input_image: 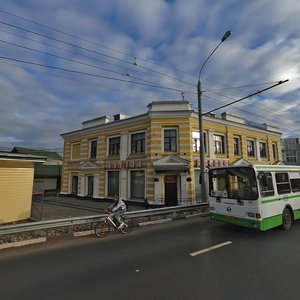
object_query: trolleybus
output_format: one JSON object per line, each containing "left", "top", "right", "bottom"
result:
{"left": 208, "top": 165, "right": 300, "bottom": 231}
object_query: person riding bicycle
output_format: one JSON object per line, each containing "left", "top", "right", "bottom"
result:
{"left": 107, "top": 194, "right": 127, "bottom": 229}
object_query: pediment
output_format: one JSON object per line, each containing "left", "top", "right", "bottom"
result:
{"left": 153, "top": 155, "right": 190, "bottom": 171}
{"left": 233, "top": 158, "right": 252, "bottom": 166}
{"left": 79, "top": 161, "right": 100, "bottom": 170}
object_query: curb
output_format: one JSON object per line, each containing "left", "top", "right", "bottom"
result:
{"left": 0, "top": 237, "right": 46, "bottom": 250}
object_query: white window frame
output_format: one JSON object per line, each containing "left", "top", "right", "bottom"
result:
{"left": 214, "top": 133, "right": 226, "bottom": 155}
{"left": 192, "top": 131, "right": 208, "bottom": 154}
{"left": 259, "top": 141, "right": 268, "bottom": 159}
{"left": 247, "top": 139, "right": 256, "bottom": 158}
{"left": 129, "top": 169, "right": 146, "bottom": 199}
{"left": 89, "top": 139, "right": 98, "bottom": 159}
{"left": 70, "top": 142, "right": 81, "bottom": 161}
{"left": 233, "top": 136, "right": 241, "bottom": 156}
{"left": 163, "top": 128, "right": 179, "bottom": 153}
{"left": 129, "top": 130, "right": 146, "bottom": 155}
{"left": 107, "top": 135, "right": 121, "bottom": 157}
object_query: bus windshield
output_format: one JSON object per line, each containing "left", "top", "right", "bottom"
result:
{"left": 209, "top": 167, "right": 258, "bottom": 200}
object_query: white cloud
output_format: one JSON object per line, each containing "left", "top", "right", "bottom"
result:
{"left": 0, "top": 0, "right": 299, "bottom": 153}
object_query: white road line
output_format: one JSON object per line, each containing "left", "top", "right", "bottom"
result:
{"left": 190, "top": 241, "right": 232, "bottom": 257}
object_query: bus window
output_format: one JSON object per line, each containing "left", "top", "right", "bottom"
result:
{"left": 258, "top": 172, "right": 274, "bottom": 197}
{"left": 289, "top": 172, "right": 300, "bottom": 193}
{"left": 275, "top": 172, "right": 291, "bottom": 194}
{"left": 209, "top": 169, "right": 228, "bottom": 198}
{"left": 209, "top": 167, "right": 258, "bottom": 200}
{"left": 227, "top": 168, "right": 258, "bottom": 200}
{"left": 291, "top": 179, "right": 300, "bottom": 192}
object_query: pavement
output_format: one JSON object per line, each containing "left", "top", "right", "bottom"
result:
{"left": 31, "top": 195, "right": 146, "bottom": 221}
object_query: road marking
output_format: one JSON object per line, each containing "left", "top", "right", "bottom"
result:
{"left": 190, "top": 241, "right": 232, "bottom": 257}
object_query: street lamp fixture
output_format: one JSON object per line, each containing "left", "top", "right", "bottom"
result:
{"left": 197, "top": 30, "right": 231, "bottom": 203}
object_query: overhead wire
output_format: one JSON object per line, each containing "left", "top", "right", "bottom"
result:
{"left": 0, "top": 9, "right": 298, "bottom": 135}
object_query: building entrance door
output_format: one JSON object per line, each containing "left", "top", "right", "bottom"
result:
{"left": 164, "top": 175, "right": 178, "bottom": 206}
{"left": 71, "top": 176, "right": 78, "bottom": 195}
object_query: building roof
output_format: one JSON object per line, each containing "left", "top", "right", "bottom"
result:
{"left": 0, "top": 152, "right": 46, "bottom": 163}
{"left": 11, "top": 147, "right": 62, "bottom": 160}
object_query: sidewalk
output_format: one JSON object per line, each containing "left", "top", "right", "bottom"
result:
{"left": 31, "top": 196, "right": 145, "bottom": 221}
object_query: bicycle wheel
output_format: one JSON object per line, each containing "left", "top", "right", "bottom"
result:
{"left": 120, "top": 219, "right": 133, "bottom": 234}
{"left": 95, "top": 221, "right": 110, "bottom": 238}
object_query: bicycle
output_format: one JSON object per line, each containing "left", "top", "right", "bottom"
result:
{"left": 94, "top": 212, "right": 132, "bottom": 238}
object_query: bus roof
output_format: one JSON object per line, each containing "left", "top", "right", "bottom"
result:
{"left": 209, "top": 165, "right": 300, "bottom": 172}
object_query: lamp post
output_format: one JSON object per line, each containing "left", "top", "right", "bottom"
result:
{"left": 197, "top": 30, "right": 231, "bottom": 202}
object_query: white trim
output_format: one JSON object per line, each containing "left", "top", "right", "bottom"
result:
{"left": 162, "top": 127, "right": 179, "bottom": 153}
{"left": 88, "top": 138, "right": 98, "bottom": 159}
{"left": 129, "top": 130, "right": 147, "bottom": 156}
{"left": 70, "top": 142, "right": 81, "bottom": 161}
{"left": 106, "top": 134, "right": 121, "bottom": 157}
{"left": 129, "top": 169, "right": 146, "bottom": 200}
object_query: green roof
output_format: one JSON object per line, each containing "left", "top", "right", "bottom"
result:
{"left": 12, "top": 147, "right": 62, "bottom": 160}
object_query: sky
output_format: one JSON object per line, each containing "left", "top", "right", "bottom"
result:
{"left": 0, "top": 0, "right": 299, "bottom": 154}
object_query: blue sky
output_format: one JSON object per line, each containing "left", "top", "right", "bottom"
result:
{"left": 0, "top": 0, "right": 299, "bottom": 153}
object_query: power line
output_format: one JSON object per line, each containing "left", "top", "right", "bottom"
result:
{"left": 0, "top": 20, "right": 194, "bottom": 87}
{"left": 0, "top": 7, "right": 197, "bottom": 80}
{"left": 0, "top": 55, "right": 194, "bottom": 95}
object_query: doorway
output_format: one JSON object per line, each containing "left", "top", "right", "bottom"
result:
{"left": 71, "top": 176, "right": 78, "bottom": 195}
{"left": 164, "top": 175, "right": 178, "bottom": 206}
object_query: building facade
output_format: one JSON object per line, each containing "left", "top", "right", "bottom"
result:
{"left": 282, "top": 138, "right": 300, "bottom": 165}
{"left": 60, "top": 101, "right": 282, "bottom": 206}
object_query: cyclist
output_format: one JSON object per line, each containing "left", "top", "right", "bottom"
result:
{"left": 107, "top": 194, "right": 127, "bottom": 228}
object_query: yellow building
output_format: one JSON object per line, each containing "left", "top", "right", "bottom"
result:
{"left": 61, "top": 101, "right": 282, "bottom": 207}
{"left": 0, "top": 152, "right": 46, "bottom": 224}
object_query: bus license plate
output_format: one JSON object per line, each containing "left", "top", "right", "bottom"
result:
{"left": 225, "top": 216, "right": 235, "bottom": 222}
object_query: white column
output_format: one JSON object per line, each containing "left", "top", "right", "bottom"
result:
{"left": 256, "top": 139, "right": 261, "bottom": 161}
{"left": 120, "top": 169, "right": 127, "bottom": 199}
{"left": 154, "top": 175, "right": 162, "bottom": 204}
{"left": 208, "top": 130, "right": 215, "bottom": 159}
{"left": 120, "top": 132, "right": 128, "bottom": 160}
{"left": 79, "top": 174, "right": 85, "bottom": 196}
{"left": 93, "top": 174, "right": 99, "bottom": 198}
{"left": 180, "top": 173, "right": 189, "bottom": 205}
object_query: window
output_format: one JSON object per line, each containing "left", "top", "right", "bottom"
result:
{"left": 259, "top": 142, "right": 267, "bottom": 158}
{"left": 209, "top": 167, "right": 258, "bottom": 200}
{"left": 164, "top": 129, "right": 177, "bottom": 152}
{"left": 233, "top": 137, "right": 241, "bottom": 156}
{"left": 131, "top": 132, "right": 145, "bottom": 154}
{"left": 89, "top": 140, "right": 97, "bottom": 159}
{"left": 192, "top": 132, "right": 207, "bottom": 153}
{"left": 272, "top": 143, "right": 278, "bottom": 160}
{"left": 71, "top": 143, "right": 80, "bottom": 160}
{"left": 275, "top": 172, "right": 291, "bottom": 194}
{"left": 258, "top": 172, "right": 274, "bottom": 197}
{"left": 290, "top": 172, "right": 300, "bottom": 192}
{"left": 131, "top": 170, "right": 145, "bottom": 199}
{"left": 291, "top": 178, "right": 300, "bottom": 192}
{"left": 286, "top": 150, "right": 297, "bottom": 163}
{"left": 109, "top": 137, "right": 120, "bottom": 156}
{"left": 107, "top": 171, "right": 119, "bottom": 196}
{"left": 247, "top": 140, "right": 255, "bottom": 157}
{"left": 214, "top": 134, "right": 225, "bottom": 154}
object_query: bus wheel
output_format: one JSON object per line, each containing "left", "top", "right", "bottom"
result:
{"left": 282, "top": 207, "right": 292, "bottom": 230}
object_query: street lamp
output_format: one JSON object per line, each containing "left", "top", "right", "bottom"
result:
{"left": 197, "top": 30, "right": 231, "bottom": 202}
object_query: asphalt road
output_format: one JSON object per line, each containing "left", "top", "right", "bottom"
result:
{"left": 1, "top": 216, "right": 299, "bottom": 300}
